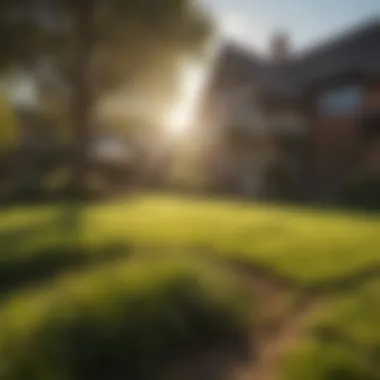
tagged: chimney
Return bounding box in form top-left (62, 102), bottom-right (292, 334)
top-left (270, 30), bottom-right (291, 63)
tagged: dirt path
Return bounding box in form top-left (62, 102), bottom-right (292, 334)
top-left (226, 261), bottom-right (322, 380)
top-left (235, 298), bottom-right (322, 380)
top-left (166, 258), bottom-right (320, 380)
top-left (230, 259), bottom-right (380, 380)
top-left (167, 257), bottom-right (380, 380)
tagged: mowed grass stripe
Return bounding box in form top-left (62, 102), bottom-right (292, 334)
top-left (1, 195), bottom-right (379, 286)
top-left (84, 195), bottom-right (380, 283)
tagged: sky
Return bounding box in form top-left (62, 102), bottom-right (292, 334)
top-left (204, 0), bottom-right (380, 54)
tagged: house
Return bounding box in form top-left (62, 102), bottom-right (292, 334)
top-left (196, 18), bottom-right (380, 201)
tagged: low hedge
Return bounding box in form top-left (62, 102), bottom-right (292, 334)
top-left (0, 258), bottom-right (253, 380)
top-left (339, 176), bottom-right (380, 211)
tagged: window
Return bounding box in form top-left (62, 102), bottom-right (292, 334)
top-left (318, 85), bottom-right (362, 116)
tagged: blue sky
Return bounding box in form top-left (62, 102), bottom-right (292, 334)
top-left (204, 0), bottom-right (380, 53)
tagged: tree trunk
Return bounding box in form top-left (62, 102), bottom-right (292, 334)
top-left (69, 1), bottom-right (95, 198)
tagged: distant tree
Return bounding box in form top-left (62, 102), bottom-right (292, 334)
top-left (0, 0), bottom-right (212, 196)
top-left (0, 94), bottom-right (17, 199)
top-left (0, 96), bottom-right (17, 156)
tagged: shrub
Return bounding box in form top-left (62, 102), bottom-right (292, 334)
top-left (339, 176), bottom-right (380, 211)
top-left (0, 239), bottom-right (130, 294)
top-left (0, 258), bottom-right (253, 380)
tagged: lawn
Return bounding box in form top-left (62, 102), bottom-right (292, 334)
top-left (6, 194), bottom-right (377, 284)
top-left (0, 257), bottom-right (252, 380)
top-left (92, 194), bottom-right (379, 284)
top-left (283, 279), bottom-right (380, 380)
top-left (0, 194), bottom-right (379, 379)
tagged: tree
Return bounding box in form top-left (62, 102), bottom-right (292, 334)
top-left (0, 95), bottom-right (17, 155)
top-left (0, 0), bottom-right (211, 196)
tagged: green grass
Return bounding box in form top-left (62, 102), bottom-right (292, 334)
top-left (72, 195), bottom-right (380, 282)
top-left (0, 194), bottom-right (379, 379)
top-left (0, 257), bottom-right (252, 380)
top-left (4, 194), bottom-right (379, 284)
top-left (80, 195), bottom-right (377, 282)
top-left (282, 280), bottom-right (380, 380)
top-left (0, 205), bottom-right (129, 293)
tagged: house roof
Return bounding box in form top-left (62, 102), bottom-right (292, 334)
top-left (292, 17), bottom-right (380, 87)
top-left (213, 17), bottom-right (380, 100)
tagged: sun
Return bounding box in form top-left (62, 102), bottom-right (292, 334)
top-left (167, 62), bottom-right (208, 137)
top-left (168, 105), bottom-right (191, 136)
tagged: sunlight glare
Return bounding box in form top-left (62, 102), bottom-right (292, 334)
top-left (167, 62), bottom-right (207, 137)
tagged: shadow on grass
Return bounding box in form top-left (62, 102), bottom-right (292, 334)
top-left (307, 264), bottom-right (380, 297)
top-left (212, 252), bottom-right (380, 297)
top-left (164, 337), bottom-right (254, 380)
top-left (0, 203), bottom-right (132, 297)
top-left (313, 326), bottom-right (380, 379)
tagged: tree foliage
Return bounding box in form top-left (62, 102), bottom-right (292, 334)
top-left (0, 0), bottom-right (211, 99)
top-left (0, 0), bottom-right (212, 194)
top-left (0, 95), bottom-right (17, 155)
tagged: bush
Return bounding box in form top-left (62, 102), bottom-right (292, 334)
top-left (0, 239), bottom-right (130, 294)
top-left (339, 176), bottom-right (380, 211)
top-left (266, 161), bottom-right (293, 199)
top-left (0, 258), bottom-right (253, 380)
